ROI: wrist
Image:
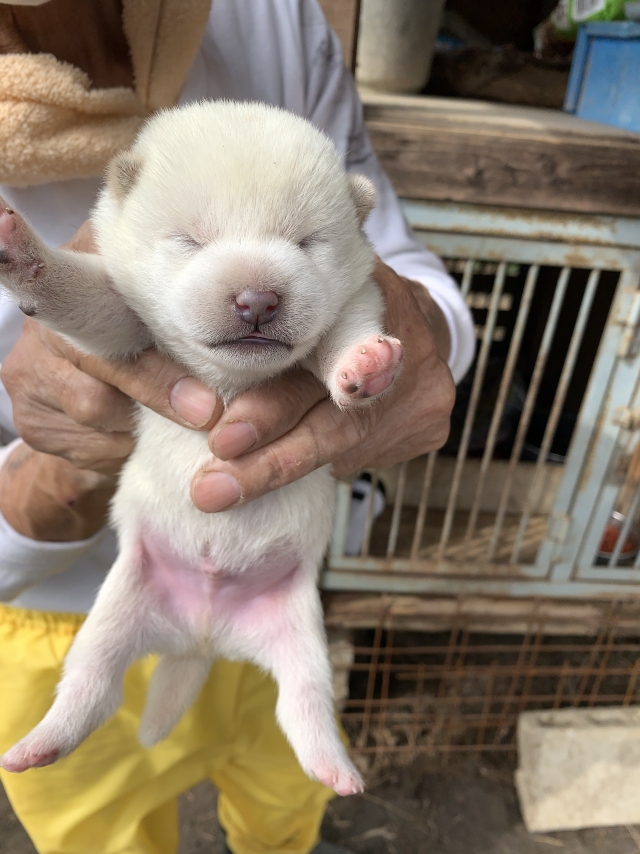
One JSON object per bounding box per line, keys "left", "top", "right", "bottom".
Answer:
{"left": 0, "top": 444, "right": 115, "bottom": 541}
{"left": 406, "top": 279, "right": 452, "bottom": 364}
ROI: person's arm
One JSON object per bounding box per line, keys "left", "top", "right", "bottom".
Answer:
{"left": 0, "top": 441, "right": 115, "bottom": 542}
{"left": 0, "top": 438, "right": 110, "bottom": 600}
{"left": 0, "top": 223, "right": 221, "bottom": 564}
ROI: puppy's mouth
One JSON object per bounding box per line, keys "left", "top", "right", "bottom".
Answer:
{"left": 204, "top": 331, "right": 293, "bottom": 351}
{"left": 236, "top": 331, "right": 289, "bottom": 346}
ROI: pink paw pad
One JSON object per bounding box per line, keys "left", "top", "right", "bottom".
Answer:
{"left": 0, "top": 203, "right": 18, "bottom": 261}
{"left": 336, "top": 335, "right": 403, "bottom": 405}
{"left": 1, "top": 747, "right": 60, "bottom": 774}
{"left": 0, "top": 199, "right": 43, "bottom": 278}
{"left": 312, "top": 763, "right": 364, "bottom": 796}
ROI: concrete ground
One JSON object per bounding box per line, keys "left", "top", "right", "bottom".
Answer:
{"left": 3, "top": 755, "right": 640, "bottom": 854}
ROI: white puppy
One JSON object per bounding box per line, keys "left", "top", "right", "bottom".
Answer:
{"left": 0, "top": 101, "right": 402, "bottom": 795}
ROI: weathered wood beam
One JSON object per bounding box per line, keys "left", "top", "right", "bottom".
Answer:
{"left": 323, "top": 592, "right": 640, "bottom": 635}
{"left": 363, "top": 93, "right": 640, "bottom": 217}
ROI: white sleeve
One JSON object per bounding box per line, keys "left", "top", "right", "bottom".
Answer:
{"left": 301, "top": 2, "right": 475, "bottom": 383}
{"left": 0, "top": 439, "right": 107, "bottom": 601}
{"left": 0, "top": 293, "right": 25, "bottom": 438}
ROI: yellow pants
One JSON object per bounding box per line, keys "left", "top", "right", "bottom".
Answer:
{"left": 0, "top": 604, "right": 337, "bottom": 854}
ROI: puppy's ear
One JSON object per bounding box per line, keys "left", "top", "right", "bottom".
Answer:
{"left": 107, "top": 151, "right": 143, "bottom": 202}
{"left": 348, "top": 174, "right": 376, "bottom": 225}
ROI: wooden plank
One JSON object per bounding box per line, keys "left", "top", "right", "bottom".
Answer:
{"left": 363, "top": 93, "right": 640, "bottom": 217}
{"left": 374, "top": 457, "right": 564, "bottom": 514}
{"left": 323, "top": 592, "right": 640, "bottom": 635}
{"left": 317, "top": 0, "right": 361, "bottom": 71}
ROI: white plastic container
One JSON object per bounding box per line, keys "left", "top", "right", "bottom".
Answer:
{"left": 356, "top": 0, "right": 447, "bottom": 94}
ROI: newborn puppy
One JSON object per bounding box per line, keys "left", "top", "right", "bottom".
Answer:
{"left": 0, "top": 101, "right": 402, "bottom": 795}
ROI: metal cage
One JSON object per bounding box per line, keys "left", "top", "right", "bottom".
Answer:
{"left": 323, "top": 201, "right": 640, "bottom": 600}
{"left": 341, "top": 599, "right": 640, "bottom": 758}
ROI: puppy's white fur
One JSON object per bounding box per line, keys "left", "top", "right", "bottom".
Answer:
{"left": 0, "top": 102, "right": 403, "bottom": 794}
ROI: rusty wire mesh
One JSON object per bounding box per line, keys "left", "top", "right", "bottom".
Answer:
{"left": 341, "top": 600, "right": 640, "bottom": 757}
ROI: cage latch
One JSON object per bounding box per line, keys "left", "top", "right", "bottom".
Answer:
{"left": 548, "top": 512, "right": 570, "bottom": 548}
{"left": 617, "top": 291, "right": 640, "bottom": 358}
{"left": 612, "top": 406, "right": 640, "bottom": 431}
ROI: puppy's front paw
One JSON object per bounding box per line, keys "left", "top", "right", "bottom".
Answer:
{"left": 0, "top": 198, "right": 45, "bottom": 313}
{"left": 333, "top": 335, "right": 403, "bottom": 407}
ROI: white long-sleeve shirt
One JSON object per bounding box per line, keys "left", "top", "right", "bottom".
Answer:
{"left": 0, "top": 0, "right": 474, "bottom": 613}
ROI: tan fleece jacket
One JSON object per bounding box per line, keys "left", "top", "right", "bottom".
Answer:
{"left": 0, "top": 0, "right": 212, "bottom": 187}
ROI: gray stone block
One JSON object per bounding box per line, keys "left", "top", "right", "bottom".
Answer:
{"left": 515, "top": 707, "right": 640, "bottom": 832}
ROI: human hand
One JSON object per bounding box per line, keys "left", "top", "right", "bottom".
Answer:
{"left": 0, "top": 316, "right": 224, "bottom": 539}
{"left": 0, "top": 221, "right": 223, "bottom": 539}
{"left": 190, "top": 259, "right": 456, "bottom": 512}
{"left": 1, "top": 246, "right": 455, "bottom": 538}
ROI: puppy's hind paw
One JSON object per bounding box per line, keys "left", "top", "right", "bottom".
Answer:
{"left": 333, "top": 335, "right": 402, "bottom": 408}
{"left": 308, "top": 756, "right": 364, "bottom": 797}
{"left": 0, "top": 740, "right": 61, "bottom": 774}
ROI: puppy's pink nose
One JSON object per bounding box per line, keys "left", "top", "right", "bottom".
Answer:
{"left": 234, "top": 290, "right": 279, "bottom": 326}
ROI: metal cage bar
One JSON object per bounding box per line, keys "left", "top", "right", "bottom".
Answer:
{"left": 342, "top": 602, "right": 640, "bottom": 758}
{"left": 488, "top": 268, "right": 571, "bottom": 561}
{"left": 386, "top": 461, "right": 408, "bottom": 558}
{"left": 438, "top": 263, "right": 507, "bottom": 559}
{"left": 410, "top": 452, "right": 437, "bottom": 561}
{"left": 511, "top": 269, "right": 600, "bottom": 563}
{"left": 463, "top": 264, "right": 539, "bottom": 556}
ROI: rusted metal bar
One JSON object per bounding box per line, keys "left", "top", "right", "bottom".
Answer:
{"left": 623, "top": 659, "right": 640, "bottom": 705}
{"left": 438, "top": 263, "right": 508, "bottom": 559}
{"left": 511, "top": 269, "right": 600, "bottom": 563}
{"left": 552, "top": 663, "right": 569, "bottom": 709}
{"left": 351, "top": 642, "right": 640, "bottom": 656}
{"left": 343, "top": 690, "right": 636, "bottom": 711}
{"left": 463, "top": 264, "right": 539, "bottom": 555}
{"left": 476, "top": 662, "right": 496, "bottom": 746}
{"left": 410, "top": 663, "right": 426, "bottom": 750}
{"left": 570, "top": 605, "right": 611, "bottom": 707}
{"left": 375, "top": 628, "right": 395, "bottom": 747}
{"left": 353, "top": 744, "right": 518, "bottom": 754}
{"left": 410, "top": 453, "right": 437, "bottom": 560}
{"left": 386, "top": 461, "right": 407, "bottom": 558}
{"left": 491, "top": 607, "right": 537, "bottom": 743}
{"left": 356, "top": 619, "right": 383, "bottom": 749}
{"left": 488, "top": 267, "right": 571, "bottom": 561}
{"left": 587, "top": 616, "right": 618, "bottom": 706}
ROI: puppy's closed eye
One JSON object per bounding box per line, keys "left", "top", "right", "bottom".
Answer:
{"left": 173, "top": 234, "right": 206, "bottom": 252}
{"left": 297, "top": 233, "right": 323, "bottom": 251}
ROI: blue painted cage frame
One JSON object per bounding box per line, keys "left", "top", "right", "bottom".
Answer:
{"left": 323, "top": 201, "right": 640, "bottom": 601}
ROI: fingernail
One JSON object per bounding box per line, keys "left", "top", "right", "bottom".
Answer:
{"left": 170, "top": 377, "right": 217, "bottom": 427}
{"left": 213, "top": 421, "right": 257, "bottom": 459}
{"left": 193, "top": 472, "right": 242, "bottom": 512}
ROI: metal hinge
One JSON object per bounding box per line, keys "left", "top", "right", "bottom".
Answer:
{"left": 612, "top": 406, "right": 640, "bottom": 431}
{"left": 548, "top": 512, "right": 570, "bottom": 547}
{"left": 617, "top": 291, "right": 640, "bottom": 358}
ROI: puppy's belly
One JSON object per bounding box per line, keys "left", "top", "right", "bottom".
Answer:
{"left": 140, "top": 530, "right": 300, "bottom": 631}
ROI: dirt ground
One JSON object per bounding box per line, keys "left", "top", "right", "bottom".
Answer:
{"left": 3, "top": 754, "right": 640, "bottom": 854}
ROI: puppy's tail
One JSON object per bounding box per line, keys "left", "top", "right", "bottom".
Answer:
{"left": 138, "top": 655, "right": 211, "bottom": 747}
